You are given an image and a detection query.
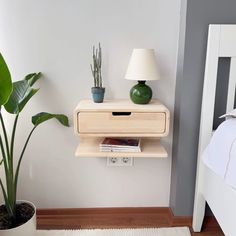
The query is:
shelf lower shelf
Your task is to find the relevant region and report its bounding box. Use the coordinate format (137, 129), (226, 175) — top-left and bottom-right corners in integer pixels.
(75, 137), (168, 158)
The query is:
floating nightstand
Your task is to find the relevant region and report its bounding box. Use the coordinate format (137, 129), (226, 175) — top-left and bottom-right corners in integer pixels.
(74, 99), (170, 158)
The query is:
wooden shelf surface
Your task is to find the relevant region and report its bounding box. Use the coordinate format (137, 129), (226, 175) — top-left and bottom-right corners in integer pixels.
(75, 138), (168, 158)
(75, 99), (169, 113)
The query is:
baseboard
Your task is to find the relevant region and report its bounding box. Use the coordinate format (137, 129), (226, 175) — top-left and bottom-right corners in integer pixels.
(36, 207), (219, 230)
(168, 209), (192, 227)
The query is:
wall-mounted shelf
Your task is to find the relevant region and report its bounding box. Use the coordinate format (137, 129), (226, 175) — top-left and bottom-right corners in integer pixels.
(75, 137), (167, 158)
(74, 99), (170, 158)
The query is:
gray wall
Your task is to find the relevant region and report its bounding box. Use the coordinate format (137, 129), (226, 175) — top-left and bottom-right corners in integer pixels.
(170, 0), (236, 216)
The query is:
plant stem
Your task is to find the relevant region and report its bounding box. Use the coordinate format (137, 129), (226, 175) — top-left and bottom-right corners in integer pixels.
(9, 114), (19, 210)
(0, 113), (10, 165)
(10, 114), (19, 163)
(91, 43), (102, 88)
(0, 113), (15, 215)
(0, 133), (8, 172)
(14, 125), (37, 202)
(0, 135), (13, 217)
(0, 178), (13, 216)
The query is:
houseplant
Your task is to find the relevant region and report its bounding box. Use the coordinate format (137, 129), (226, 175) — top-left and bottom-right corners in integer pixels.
(90, 43), (105, 103)
(0, 53), (69, 235)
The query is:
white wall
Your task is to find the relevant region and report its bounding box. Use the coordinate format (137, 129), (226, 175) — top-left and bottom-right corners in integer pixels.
(0, 0), (181, 208)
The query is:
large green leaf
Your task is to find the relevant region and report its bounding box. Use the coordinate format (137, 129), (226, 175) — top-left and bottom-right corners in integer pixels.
(4, 80), (39, 114)
(32, 112), (69, 127)
(0, 53), (12, 105)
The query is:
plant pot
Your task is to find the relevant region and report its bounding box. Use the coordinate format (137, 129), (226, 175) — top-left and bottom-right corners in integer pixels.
(0, 200), (36, 236)
(91, 87), (105, 103)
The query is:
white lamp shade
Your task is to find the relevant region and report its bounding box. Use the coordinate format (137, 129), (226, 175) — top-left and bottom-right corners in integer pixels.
(125, 49), (160, 81)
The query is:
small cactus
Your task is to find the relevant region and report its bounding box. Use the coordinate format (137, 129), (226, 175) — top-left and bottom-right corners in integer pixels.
(90, 43), (102, 87)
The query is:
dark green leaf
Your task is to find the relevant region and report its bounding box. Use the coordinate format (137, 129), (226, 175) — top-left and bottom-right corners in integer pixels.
(0, 53), (12, 105)
(32, 112), (69, 127)
(4, 80), (39, 114)
(0, 159), (3, 165)
(25, 72), (42, 86)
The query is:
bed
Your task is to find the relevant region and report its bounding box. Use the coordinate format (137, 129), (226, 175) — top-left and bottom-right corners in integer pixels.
(192, 25), (236, 236)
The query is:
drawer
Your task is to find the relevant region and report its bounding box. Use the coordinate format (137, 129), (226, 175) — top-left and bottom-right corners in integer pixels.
(78, 112), (166, 134)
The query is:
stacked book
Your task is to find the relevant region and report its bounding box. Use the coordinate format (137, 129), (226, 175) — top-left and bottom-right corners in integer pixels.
(100, 138), (141, 152)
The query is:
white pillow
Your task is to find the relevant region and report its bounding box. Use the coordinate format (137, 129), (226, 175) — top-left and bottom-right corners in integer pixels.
(219, 109), (236, 119)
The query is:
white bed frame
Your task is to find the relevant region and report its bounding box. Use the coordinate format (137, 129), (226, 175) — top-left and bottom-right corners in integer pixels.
(193, 25), (236, 236)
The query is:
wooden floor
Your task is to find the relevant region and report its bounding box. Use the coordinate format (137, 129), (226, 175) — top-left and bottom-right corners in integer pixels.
(190, 217), (224, 236)
(37, 208), (224, 236)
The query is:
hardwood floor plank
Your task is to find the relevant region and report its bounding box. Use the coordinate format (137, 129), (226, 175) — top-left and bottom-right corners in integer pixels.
(37, 207), (224, 235)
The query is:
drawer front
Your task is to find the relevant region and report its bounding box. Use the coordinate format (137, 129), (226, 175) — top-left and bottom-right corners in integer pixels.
(78, 112), (166, 134)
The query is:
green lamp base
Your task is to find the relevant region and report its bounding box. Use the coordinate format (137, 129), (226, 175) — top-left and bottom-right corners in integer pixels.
(130, 81), (152, 104)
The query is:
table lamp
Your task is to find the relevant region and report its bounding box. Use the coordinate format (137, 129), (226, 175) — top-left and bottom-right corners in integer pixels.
(125, 48), (160, 104)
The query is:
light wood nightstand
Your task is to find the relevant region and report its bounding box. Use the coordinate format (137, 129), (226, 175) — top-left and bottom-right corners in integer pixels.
(74, 99), (170, 158)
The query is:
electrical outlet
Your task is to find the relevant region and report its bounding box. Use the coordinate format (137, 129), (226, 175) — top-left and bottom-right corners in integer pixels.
(107, 157), (133, 167)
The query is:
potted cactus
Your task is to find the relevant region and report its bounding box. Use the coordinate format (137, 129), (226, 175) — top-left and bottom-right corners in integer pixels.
(90, 43), (105, 103)
(0, 53), (69, 235)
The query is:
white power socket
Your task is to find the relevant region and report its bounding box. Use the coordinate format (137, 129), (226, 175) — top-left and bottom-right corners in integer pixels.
(107, 157), (133, 167)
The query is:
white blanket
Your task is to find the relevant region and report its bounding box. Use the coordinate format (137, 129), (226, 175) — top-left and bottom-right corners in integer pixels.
(202, 119), (236, 190)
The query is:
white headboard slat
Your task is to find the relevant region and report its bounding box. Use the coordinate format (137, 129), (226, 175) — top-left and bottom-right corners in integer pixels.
(198, 25), (220, 154)
(219, 25), (236, 57)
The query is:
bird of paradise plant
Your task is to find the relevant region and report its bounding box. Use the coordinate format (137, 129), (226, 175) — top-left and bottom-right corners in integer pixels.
(0, 53), (69, 229)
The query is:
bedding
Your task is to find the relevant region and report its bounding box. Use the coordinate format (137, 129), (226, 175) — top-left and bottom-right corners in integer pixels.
(202, 119), (236, 190)
(225, 137), (236, 189)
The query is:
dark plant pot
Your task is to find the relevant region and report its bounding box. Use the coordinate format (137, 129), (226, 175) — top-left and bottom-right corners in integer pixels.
(91, 87), (105, 103)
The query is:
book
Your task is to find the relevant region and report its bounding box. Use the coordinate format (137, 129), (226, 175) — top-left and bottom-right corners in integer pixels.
(100, 138), (141, 152)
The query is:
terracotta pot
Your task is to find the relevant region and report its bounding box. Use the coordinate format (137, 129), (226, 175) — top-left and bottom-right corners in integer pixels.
(1, 200), (36, 236)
